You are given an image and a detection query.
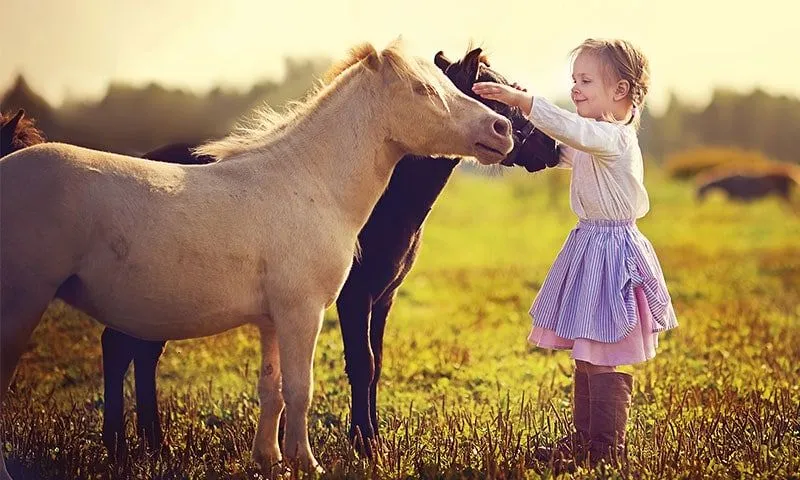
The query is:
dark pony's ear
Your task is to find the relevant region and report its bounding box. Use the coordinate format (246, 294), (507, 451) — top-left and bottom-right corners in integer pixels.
(3, 109), (25, 134)
(434, 51), (452, 71)
(1, 109), (25, 154)
(463, 48), (483, 82)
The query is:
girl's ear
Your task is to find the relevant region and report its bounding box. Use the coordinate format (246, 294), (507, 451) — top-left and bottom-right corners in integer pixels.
(614, 80), (631, 101)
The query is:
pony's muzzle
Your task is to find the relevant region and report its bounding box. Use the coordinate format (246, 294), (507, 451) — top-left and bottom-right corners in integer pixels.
(473, 115), (513, 162)
(472, 116), (514, 165)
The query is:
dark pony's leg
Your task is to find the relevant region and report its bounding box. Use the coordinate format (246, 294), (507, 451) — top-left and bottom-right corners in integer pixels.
(101, 328), (135, 459)
(336, 274), (376, 455)
(368, 291), (396, 439)
(133, 338), (166, 451)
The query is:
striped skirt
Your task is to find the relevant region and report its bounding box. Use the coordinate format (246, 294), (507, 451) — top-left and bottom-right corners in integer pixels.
(528, 218), (678, 366)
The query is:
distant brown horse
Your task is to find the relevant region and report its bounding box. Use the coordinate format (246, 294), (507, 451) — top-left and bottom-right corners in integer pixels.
(696, 171), (798, 202)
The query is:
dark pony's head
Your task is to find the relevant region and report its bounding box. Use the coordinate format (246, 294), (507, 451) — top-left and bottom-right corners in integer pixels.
(434, 49), (558, 172)
(1, 109), (46, 157)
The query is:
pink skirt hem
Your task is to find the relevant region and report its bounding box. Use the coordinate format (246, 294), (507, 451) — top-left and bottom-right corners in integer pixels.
(528, 286), (659, 366)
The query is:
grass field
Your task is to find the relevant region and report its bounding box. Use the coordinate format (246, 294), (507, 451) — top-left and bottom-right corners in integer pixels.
(2, 165), (799, 479)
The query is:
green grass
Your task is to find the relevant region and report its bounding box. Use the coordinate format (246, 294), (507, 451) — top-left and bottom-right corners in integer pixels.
(3, 165), (799, 479)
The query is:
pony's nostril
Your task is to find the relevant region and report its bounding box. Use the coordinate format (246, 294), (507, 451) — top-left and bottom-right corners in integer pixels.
(493, 118), (511, 137)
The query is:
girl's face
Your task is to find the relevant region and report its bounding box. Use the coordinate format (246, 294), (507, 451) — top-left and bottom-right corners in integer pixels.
(570, 53), (619, 120)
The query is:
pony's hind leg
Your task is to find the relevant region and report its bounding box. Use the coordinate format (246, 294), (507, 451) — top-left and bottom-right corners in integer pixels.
(132, 337), (166, 452)
(101, 329), (135, 460)
(252, 322), (284, 473)
(274, 304), (325, 472)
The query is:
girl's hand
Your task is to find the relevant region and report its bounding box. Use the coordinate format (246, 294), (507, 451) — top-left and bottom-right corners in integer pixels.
(472, 82), (530, 112)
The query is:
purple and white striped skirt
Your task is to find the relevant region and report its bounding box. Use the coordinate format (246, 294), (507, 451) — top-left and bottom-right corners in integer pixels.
(528, 218), (678, 366)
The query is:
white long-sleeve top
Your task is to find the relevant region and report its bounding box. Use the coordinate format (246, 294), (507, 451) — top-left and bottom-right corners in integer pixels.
(527, 97), (650, 220)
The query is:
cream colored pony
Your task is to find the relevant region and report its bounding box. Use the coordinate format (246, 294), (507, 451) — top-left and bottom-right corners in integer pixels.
(0, 41), (512, 477)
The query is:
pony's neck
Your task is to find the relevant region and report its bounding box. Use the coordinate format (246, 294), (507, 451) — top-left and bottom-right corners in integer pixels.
(261, 68), (402, 229)
(383, 155), (460, 215)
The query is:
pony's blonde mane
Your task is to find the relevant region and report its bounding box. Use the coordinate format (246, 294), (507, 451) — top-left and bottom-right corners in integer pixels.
(195, 40), (448, 161)
(320, 43), (379, 85)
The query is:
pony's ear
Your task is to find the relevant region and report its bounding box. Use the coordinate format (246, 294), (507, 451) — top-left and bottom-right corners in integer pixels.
(434, 51), (452, 71)
(4, 109), (25, 133)
(463, 48), (483, 81)
(1, 109), (25, 153)
(364, 45), (381, 71)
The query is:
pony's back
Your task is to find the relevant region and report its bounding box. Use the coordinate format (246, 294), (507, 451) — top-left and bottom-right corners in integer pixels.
(142, 142), (215, 165)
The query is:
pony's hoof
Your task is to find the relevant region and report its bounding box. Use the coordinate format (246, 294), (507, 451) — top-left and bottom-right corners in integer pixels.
(307, 460), (326, 475)
(263, 462), (291, 479)
(252, 448), (282, 475)
(103, 441), (129, 465)
(284, 456), (325, 475)
(349, 425), (377, 458)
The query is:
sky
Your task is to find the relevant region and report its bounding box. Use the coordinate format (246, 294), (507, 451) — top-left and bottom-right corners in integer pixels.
(2, 0), (797, 115)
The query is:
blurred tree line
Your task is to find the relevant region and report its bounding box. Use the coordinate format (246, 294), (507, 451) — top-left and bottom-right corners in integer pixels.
(639, 89), (800, 164)
(2, 59), (799, 163)
(1, 56), (331, 155)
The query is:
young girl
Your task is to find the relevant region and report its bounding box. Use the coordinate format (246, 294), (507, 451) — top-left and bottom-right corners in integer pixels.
(473, 39), (678, 467)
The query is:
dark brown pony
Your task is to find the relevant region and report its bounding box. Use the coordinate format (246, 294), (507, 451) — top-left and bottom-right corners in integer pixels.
(696, 170), (798, 202)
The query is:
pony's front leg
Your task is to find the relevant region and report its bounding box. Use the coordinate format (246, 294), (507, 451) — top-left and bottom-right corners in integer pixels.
(252, 323), (284, 473)
(275, 304), (325, 473)
(368, 291), (396, 441)
(1, 279), (53, 480)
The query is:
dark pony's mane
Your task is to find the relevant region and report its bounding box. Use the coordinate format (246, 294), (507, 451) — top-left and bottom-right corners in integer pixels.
(1, 110), (46, 152)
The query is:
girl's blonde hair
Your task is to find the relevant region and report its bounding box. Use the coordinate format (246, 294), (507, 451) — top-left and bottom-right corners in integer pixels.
(570, 38), (650, 128)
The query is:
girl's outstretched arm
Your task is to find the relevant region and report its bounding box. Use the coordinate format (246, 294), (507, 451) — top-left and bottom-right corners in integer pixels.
(473, 83), (629, 158)
(527, 96), (629, 158)
(472, 82), (533, 114)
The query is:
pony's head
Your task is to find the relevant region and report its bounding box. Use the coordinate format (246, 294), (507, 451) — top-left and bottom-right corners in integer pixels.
(352, 41), (513, 165)
(434, 49), (559, 172)
(1, 109), (46, 157)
